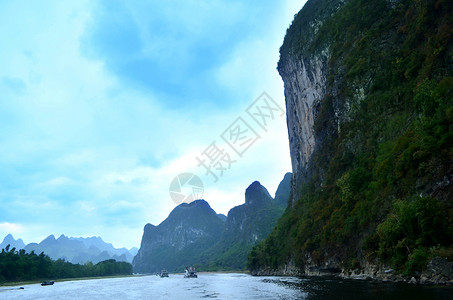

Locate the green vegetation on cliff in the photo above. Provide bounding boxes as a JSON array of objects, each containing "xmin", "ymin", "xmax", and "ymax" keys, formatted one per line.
[{"xmin": 249, "ymin": 0, "xmax": 453, "ymax": 276}]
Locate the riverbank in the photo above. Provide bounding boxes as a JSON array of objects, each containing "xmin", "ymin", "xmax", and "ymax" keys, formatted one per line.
[{"xmin": 251, "ymin": 256, "xmax": 453, "ymax": 286}]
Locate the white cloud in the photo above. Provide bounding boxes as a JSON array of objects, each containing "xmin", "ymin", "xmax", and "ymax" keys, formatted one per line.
[
  {"xmin": 0, "ymin": 222, "xmax": 23, "ymax": 235},
  {"xmin": 46, "ymin": 176, "xmax": 76, "ymax": 186}
]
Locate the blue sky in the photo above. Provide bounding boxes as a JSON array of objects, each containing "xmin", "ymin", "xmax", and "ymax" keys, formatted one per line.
[{"xmin": 0, "ymin": 0, "xmax": 306, "ymax": 248}]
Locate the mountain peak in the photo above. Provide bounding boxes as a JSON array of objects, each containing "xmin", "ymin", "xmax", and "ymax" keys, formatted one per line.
[
  {"xmin": 166, "ymin": 199, "xmax": 214, "ymax": 221},
  {"xmin": 39, "ymin": 234, "xmax": 56, "ymax": 246},
  {"xmin": 44, "ymin": 234, "xmax": 56, "ymax": 241},
  {"xmin": 178, "ymin": 199, "xmax": 209, "ymax": 208},
  {"xmin": 245, "ymin": 181, "xmax": 272, "ymax": 205},
  {"xmin": 57, "ymin": 234, "xmax": 68, "ymax": 240},
  {"xmin": 133, "ymin": 199, "xmax": 224, "ymax": 273},
  {"xmin": 274, "ymin": 172, "xmax": 292, "ymax": 207}
]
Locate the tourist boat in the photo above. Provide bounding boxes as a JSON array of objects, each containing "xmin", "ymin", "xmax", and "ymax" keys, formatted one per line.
[
  {"xmin": 160, "ymin": 269, "xmax": 169, "ymax": 277},
  {"xmin": 184, "ymin": 267, "xmax": 198, "ymax": 278},
  {"xmin": 41, "ymin": 281, "xmax": 54, "ymax": 286}
]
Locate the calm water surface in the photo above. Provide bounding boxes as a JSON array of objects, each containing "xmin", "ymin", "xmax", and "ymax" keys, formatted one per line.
[{"xmin": 1, "ymin": 273, "xmax": 453, "ymax": 299}]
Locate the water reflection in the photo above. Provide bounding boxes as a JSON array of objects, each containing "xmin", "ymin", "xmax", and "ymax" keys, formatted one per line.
[{"xmin": 273, "ymin": 276, "xmax": 453, "ymax": 300}]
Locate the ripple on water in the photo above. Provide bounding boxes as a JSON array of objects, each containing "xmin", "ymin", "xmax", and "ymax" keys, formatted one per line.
[{"xmin": 2, "ymin": 274, "xmax": 453, "ymax": 299}]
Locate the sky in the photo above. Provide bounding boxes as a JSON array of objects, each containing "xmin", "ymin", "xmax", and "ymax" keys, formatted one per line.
[{"xmin": 0, "ymin": 0, "xmax": 306, "ymax": 249}]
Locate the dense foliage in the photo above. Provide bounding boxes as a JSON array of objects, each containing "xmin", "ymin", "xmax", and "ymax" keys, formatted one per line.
[
  {"xmin": 249, "ymin": 0, "xmax": 452, "ymax": 276},
  {"xmin": 0, "ymin": 245, "xmax": 132, "ymax": 283}
]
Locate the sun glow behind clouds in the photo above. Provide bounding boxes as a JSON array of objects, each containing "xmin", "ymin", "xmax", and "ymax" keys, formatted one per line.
[{"xmin": 0, "ymin": 0, "xmax": 306, "ymax": 248}]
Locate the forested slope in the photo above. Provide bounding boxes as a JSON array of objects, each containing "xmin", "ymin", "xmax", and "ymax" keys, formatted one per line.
[{"xmin": 249, "ymin": 0, "xmax": 453, "ymax": 278}]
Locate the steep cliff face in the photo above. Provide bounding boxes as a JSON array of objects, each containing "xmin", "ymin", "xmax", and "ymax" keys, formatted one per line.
[
  {"xmin": 280, "ymin": 50, "xmax": 328, "ymax": 205},
  {"xmin": 278, "ymin": 0, "xmax": 342, "ymax": 204},
  {"xmin": 249, "ymin": 0, "xmax": 453, "ymax": 281}
]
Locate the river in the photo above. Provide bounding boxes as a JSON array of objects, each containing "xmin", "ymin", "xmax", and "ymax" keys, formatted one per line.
[{"xmin": 1, "ymin": 273, "xmax": 453, "ymax": 299}]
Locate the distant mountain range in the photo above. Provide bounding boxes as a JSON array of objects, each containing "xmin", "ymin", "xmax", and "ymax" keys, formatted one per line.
[
  {"xmin": 0, "ymin": 234, "xmax": 138, "ymax": 264},
  {"xmin": 132, "ymin": 173, "xmax": 291, "ymax": 273},
  {"xmin": 0, "ymin": 234, "xmax": 26, "ymax": 250}
]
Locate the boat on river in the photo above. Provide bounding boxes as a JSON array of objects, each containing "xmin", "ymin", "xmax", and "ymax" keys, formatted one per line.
[
  {"xmin": 41, "ymin": 281, "xmax": 54, "ymax": 286},
  {"xmin": 184, "ymin": 266, "xmax": 197, "ymax": 278},
  {"xmin": 160, "ymin": 269, "xmax": 169, "ymax": 277}
]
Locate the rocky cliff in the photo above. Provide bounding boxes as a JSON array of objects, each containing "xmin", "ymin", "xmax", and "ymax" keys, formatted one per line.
[
  {"xmin": 132, "ymin": 199, "xmax": 224, "ymax": 273},
  {"xmin": 249, "ymin": 0, "xmax": 453, "ymax": 283},
  {"xmin": 279, "ymin": 0, "xmax": 343, "ymax": 206}
]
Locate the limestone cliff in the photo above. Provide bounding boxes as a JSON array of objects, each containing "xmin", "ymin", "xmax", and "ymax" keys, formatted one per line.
[
  {"xmin": 132, "ymin": 200, "xmax": 224, "ymax": 273},
  {"xmin": 249, "ymin": 0, "xmax": 453, "ymax": 283},
  {"xmin": 278, "ymin": 0, "xmax": 345, "ymax": 205}
]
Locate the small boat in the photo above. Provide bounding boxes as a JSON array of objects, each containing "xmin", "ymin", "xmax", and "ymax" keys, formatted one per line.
[
  {"xmin": 184, "ymin": 266, "xmax": 198, "ymax": 278},
  {"xmin": 160, "ymin": 269, "xmax": 169, "ymax": 277},
  {"xmin": 41, "ymin": 281, "xmax": 54, "ymax": 286}
]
